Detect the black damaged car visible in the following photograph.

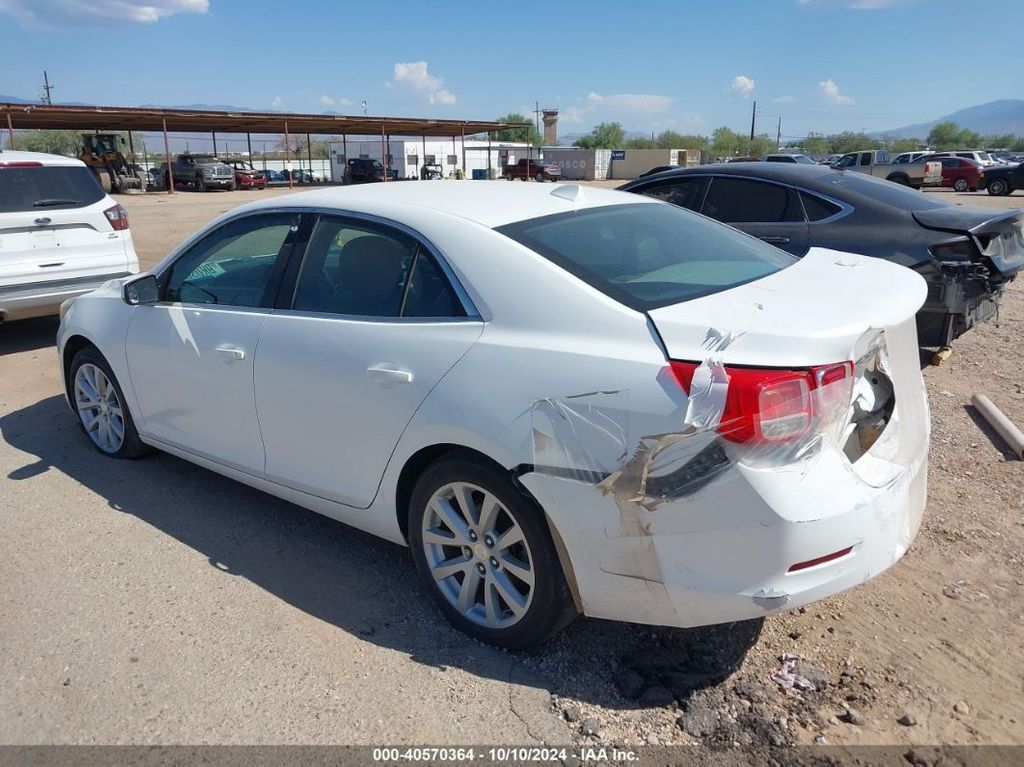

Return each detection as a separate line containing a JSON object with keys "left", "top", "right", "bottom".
{"left": 620, "top": 163, "right": 1024, "bottom": 347}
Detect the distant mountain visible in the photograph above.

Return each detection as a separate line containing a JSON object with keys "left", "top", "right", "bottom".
{"left": 881, "top": 100, "right": 1024, "bottom": 138}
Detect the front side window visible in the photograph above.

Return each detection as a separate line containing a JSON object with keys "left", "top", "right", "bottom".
{"left": 291, "top": 216, "right": 464, "bottom": 318}
{"left": 836, "top": 154, "right": 857, "bottom": 168}
{"left": 496, "top": 202, "right": 795, "bottom": 311}
{"left": 164, "top": 213, "right": 295, "bottom": 307}
{"left": 702, "top": 177, "right": 803, "bottom": 223}
{"left": 635, "top": 177, "right": 706, "bottom": 211}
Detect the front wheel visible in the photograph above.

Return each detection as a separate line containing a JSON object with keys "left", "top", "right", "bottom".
{"left": 70, "top": 347, "right": 149, "bottom": 459}
{"left": 408, "top": 454, "right": 577, "bottom": 649}
{"left": 953, "top": 178, "right": 969, "bottom": 192}
{"left": 194, "top": 175, "right": 205, "bottom": 192}
{"left": 535, "top": 172, "right": 544, "bottom": 182}
{"left": 504, "top": 173, "right": 513, "bottom": 181}
{"left": 988, "top": 178, "right": 1010, "bottom": 196}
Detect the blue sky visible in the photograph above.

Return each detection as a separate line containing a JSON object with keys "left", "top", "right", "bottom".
{"left": 1, "top": 0, "right": 1022, "bottom": 139}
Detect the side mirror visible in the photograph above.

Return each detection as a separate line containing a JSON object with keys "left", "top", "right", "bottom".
{"left": 123, "top": 274, "right": 159, "bottom": 306}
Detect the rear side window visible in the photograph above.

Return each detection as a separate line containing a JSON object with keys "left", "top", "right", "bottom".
{"left": 800, "top": 192, "right": 842, "bottom": 221}
{"left": 0, "top": 165, "right": 105, "bottom": 213}
{"left": 634, "top": 177, "right": 706, "bottom": 211}
{"left": 702, "top": 177, "right": 803, "bottom": 223}
{"left": 825, "top": 171, "right": 950, "bottom": 211}
{"left": 291, "top": 216, "right": 464, "bottom": 318}
{"left": 496, "top": 203, "right": 795, "bottom": 311}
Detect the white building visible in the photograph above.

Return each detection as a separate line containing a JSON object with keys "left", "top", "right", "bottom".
{"left": 327, "top": 137, "right": 535, "bottom": 181}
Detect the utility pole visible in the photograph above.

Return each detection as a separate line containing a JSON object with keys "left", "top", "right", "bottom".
{"left": 533, "top": 101, "right": 541, "bottom": 146}
{"left": 776, "top": 116, "right": 782, "bottom": 151}
{"left": 749, "top": 100, "right": 757, "bottom": 142}
{"left": 41, "top": 70, "right": 54, "bottom": 104}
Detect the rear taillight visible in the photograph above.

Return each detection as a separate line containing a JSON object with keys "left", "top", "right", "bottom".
{"left": 0, "top": 161, "right": 44, "bottom": 167}
{"left": 669, "top": 360, "right": 853, "bottom": 445}
{"left": 104, "top": 203, "right": 129, "bottom": 231}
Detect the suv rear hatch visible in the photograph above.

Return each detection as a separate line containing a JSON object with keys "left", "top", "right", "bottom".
{"left": 0, "top": 163, "right": 134, "bottom": 289}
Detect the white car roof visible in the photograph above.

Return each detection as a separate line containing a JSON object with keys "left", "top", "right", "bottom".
{"left": 240, "top": 181, "right": 657, "bottom": 228}
{"left": 0, "top": 149, "right": 85, "bottom": 167}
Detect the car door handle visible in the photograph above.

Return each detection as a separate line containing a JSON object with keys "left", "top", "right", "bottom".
{"left": 366, "top": 365, "right": 414, "bottom": 384}
{"left": 34, "top": 217, "right": 52, "bottom": 226}
{"left": 215, "top": 345, "right": 246, "bottom": 361}
{"left": 759, "top": 236, "right": 791, "bottom": 244}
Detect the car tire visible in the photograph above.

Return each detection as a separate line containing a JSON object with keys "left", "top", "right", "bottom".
{"left": 228, "top": 181, "right": 237, "bottom": 192}
{"left": 988, "top": 179, "right": 1010, "bottom": 196}
{"left": 535, "top": 172, "right": 544, "bottom": 183}
{"left": 69, "top": 347, "right": 149, "bottom": 460}
{"left": 194, "top": 175, "right": 205, "bottom": 192}
{"left": 953, "top": 178, "right": 969, "bottom": 192}
{"left": 504, "top": 173, "right": 513, "bottom": 181}
{"left": 887, "top": 174, "right": 910, "bottom": 186}
{"left": 408, "top": 452, "right": 577, "bottom": 649}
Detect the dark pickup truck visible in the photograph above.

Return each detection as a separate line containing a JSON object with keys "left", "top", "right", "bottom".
{"left": 345, "top": 158, "right": 399, "bottom": 184}
{"left": 503, "top": 158, "right": 561, "bottom": 182}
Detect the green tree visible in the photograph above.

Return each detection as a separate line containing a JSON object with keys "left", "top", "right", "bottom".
{"left": 884, "top": 137, "right": 925, "bottom": 153}
{"left": 927, "top": 121, "right": 981, "bottom": 150}
{"left": 494, "top": 113, "right": 541, "bottom": 145}
{"left": 654, "top": 130, "right": 707, "bottom": 149}
{"left": 574, "top": 122, "right": 626, "bottom": 149}
{"left": 827, "top": 131, "right": 881, "bottom": 154}
{"left": 14, "top": 129, "right": 81, "bottom": 156}
{"left": 624, "top": 136, "right": 656, "bottom": 149}
{"left": 798, "top": 132, "right": 829, "bottom": 157}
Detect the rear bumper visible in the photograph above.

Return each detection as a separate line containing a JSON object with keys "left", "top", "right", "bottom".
{"left": 522, "top": 442, "right": 927, "bottom": 628}
{"left": 0, "top": 272, "right": 132, "bottom": 322}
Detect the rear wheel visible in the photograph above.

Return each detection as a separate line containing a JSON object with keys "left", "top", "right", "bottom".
{"left": 988, "top": 178, "right": 1010, "bottom": 196}
{"left": 408, "top": 454, "right": 577, "bottom": 649}
{"left": 953, "top": 178, "right": 969, "bottom": 192}
{"left": 70, "top": 347, "right": 149, "bottom": 459}
{"left": 887, "top": 174, "right": 910, "bottom": 186}
{"left": 535, "top": 172, "right": 544, "bottom": 182}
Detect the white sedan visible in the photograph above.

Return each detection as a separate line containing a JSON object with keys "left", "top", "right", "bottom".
{"left": 57, "top": 182, "right": 930, "bottom": 648}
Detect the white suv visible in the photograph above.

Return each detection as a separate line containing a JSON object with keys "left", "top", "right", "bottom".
{"left": 0, "top": 150, "right": 140, "bottom": 324}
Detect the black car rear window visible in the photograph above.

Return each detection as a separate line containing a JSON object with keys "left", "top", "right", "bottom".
{"left": 496, "top": 203, "right": 795, "bottom": 311}
{"left": 826, "top": 171, "right": 950, "bottom": 211}
{"left": 0, "top": 165, "right": 105, "bottom": 213}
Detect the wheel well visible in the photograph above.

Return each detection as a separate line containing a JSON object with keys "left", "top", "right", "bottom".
{"left": 62, "top": 335, "right": 97, "bottom": 398}
{"left": 886, "top": 172, "right": 909, "bottom": 184}
{"left": 394, "top": 443, "right": 510, "bottom": 542}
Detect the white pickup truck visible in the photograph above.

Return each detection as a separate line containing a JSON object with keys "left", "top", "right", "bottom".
{"left": 834, "top": 149, "right": 942, "bottom": 189}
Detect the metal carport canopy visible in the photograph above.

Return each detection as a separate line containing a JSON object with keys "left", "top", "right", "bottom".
{"left": 0, "top": 102, "right": 527, "bottom": 137}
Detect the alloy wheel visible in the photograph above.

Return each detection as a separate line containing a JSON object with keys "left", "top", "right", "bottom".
{"left": 421, "top": 481, "right": 535, "bottom": 629}
{"left": 74, "top": 363, "right": 126, "bottom": 454}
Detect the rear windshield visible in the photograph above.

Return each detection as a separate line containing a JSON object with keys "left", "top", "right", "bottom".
{"left": 496, "top": 202, "right": 796, "bottom": 310}
{"left": 823, "top": 171, "right": 950, "bottom": 211}
{"left": 0, "top": 165, "right": 105, "bottom": 213}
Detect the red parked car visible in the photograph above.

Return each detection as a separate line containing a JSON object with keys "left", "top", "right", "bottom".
{"left": 921, "top": 155, "right": 985, "bottom": 192}
{"left": 224, "top": 160, "right": 267, "bottom": 190}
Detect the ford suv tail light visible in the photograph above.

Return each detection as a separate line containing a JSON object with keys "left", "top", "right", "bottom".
{"left": 103, "top": 203, "right": 129, "bottom": 231}
{"left": 669, "top": 360, "right": 853, "bottom": 444}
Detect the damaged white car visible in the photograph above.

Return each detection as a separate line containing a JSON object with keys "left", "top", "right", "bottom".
{"left": 57, "top": 182, "right": 930, "bottom": 649}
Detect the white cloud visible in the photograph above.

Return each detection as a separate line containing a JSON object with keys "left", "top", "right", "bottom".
{"left": 0, "top": 0, "right": 208, "bottom": 26}
{"left": 728, "top": 75, "right": 756, "bottom": 98}
{"left": 319, "top": 95, "right": 334, "bottom": 107}
{"left": 339, "top": 98, "right": 353, "bottom": 106}
{"left": 819, "top": 78, "right": 854, "bottom": 105}
{"left": 798, "top": 0, "right": 933, "bottom": 9}
{"left": 271, "top": 96, "right": 282, "bottom": 108}
{"left": 391, "top": 61, "right": 456, "bottom": 105}
{"left": 773, "top": 95, "right": 795, "bottom": 104}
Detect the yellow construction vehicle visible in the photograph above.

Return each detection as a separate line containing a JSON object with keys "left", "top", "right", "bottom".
{"left": 79, "top": 133, "right": 147, "bottom": 193}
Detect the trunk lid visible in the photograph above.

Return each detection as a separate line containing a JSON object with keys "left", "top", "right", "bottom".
{"left": 647, "top": 247, "right": 927, "bottom": 368}
{"left": 913, "top": 207, "right": 1024, "bottom": 276}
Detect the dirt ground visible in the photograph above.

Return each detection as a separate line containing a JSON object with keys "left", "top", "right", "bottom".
{"left": 1, "top": 182, "right": 1022, "bottom": 749}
